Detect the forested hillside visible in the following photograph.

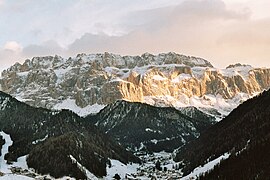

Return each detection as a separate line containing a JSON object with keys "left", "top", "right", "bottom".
{"left": 175, "top": 89, "right": 270, "bottom": 179}
{"left": 0, "top": 91, "right": 139, "bottom": 179}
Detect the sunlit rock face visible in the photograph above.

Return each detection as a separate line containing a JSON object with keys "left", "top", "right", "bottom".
{"left": 1, "top": 52, "right": 270, "bottom": 116}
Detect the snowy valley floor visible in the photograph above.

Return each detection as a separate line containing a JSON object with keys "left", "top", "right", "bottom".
{"left": 0, "top": 131, "right": 229, "bottom": 179}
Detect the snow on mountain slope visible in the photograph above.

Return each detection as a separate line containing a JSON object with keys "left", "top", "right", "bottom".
{"left": 181, "top": 153, "right": 230, "bottom": 179}
{"left": 1, "top": 52, "right": 270, "bottom": 117}
{"left": 53, "top": 99, "right": 105, "bottom": 116}
{"left": 0, "top": 131, "right": 13, "bottom": 174}
{"left": 174, "top": 89, "right": 270, "bottom": 178}
{"left": 105, "top": 159, "right": 139, "bottom": 180}
{"left": 0, "top": 91, "right": 140, "bottom": 179}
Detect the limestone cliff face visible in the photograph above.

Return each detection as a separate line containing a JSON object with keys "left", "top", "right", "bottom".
{"left": 0, "top": 52, "right": 270, "bottom": 115}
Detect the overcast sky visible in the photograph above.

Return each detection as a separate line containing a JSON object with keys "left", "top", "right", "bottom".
{"left": 0, "top": 0, "right": 270, "bottom": 71}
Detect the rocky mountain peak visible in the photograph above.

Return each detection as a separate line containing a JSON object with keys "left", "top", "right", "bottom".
{"left": 2, "top": 52, "right": 213, "bottom": 75}
{"left": 226, "top": 63, "right": 252, "bottom": 69}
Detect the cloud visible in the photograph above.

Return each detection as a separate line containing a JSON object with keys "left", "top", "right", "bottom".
{"left": 0, "top": 50, "right": 23, "bottom": 73}
{"left": 1, "top": 0, "right": 270, "bottom": 71}
{"left": 65, "top": 0, "right": 270, "bottom": 68}
{"left": 172, "top": 0, "right": 250, "bottom": 20}
{"left": 3, "top": 41, "right": 22, "bottom": 52}
{"left": 0, "top": 40, "right": 64, "bottom": 72}
{"left": 22, "top": 40, "right": 65, "bottom": 57}
{"left": 0, "top": 41, "right": 22, "bottom": 72}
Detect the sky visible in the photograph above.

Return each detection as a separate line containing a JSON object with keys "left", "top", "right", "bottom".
{"left": 0, "top": 0, "right": 270, "bottom": 71}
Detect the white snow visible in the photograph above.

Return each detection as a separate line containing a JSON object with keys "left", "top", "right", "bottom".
{"left": 0, "top": 131, "right": 13, "bottom": 173}
{"left": 150, "top": 139, "right": 158, "bottom": 144}
{"left": 171, "top": 74, "right": 192, "bottom": 83}
{"left": 17, "top": 71, "right": 30, "bottom": 77}
{"left": 105, "top": 159, "right": 139, "bottom": 180}
{"left": 0, "top": 132, "right": 32, "bottom": 177}
{"left": 0, "top": 132, "right": 81, "bottom": 179}
{"left": 236, "top": 139, "right": 250, "bottom": 156}
{"left": 53, "top": 99, "right": 105, "bottom": 117}
{"left": 69, "top": 155, "right": 98, "bottom": 180}
{"left": 0, "top": 132, "right": 33, "bottom": 179}
{"left": 3, "top": 52, "right": 263, "bottom": 120}
{"left": 110, "top": 77, "right": 130, "bottom": 83}
{"left": 145, "top": 128, "right": 154, "bottom": 132}
{"left": 54, "top": 67, "right": 72, "bottom": 84}
{"left": 0, "top": 174, "right": 34, "bottom": 180}
{"left": 221, "top": 65, "right": 253, "bottom": 81}
{"left": 104, "top": 67, "right": 120, "bottom": 75}
{"left": 32, "top": 134, "right": 48, "bottom": 145}
{"left": 191, "top": 67, "right": 207, "bottom": 78}
{"left": 182, "top": 153, "right": 230, "bottom": 179}
{"left": 143, "top": 93, "right": 254, "bottom": 120}
{"left": 0, "top": 97, "right": 9, "bottom": 110}
{"left": 12, "top": 155, "right": 28, "bottom": 170}
{"left": 81, "top": 54, "right": 97, "bottom": 62}
{"left": 152, "top": 75, "right": 167, "bottom": 81}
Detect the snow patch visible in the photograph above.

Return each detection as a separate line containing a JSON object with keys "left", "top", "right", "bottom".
{"left": 0, "top": 174, "right": 34, "bottom": 180}
{"left": 172, "top": 74, "right": 192, "bottom": 83}
{"left": 32, "top": 135, "right": 48, "bottom": 145}
{"left": 221, "top": 65, "right": 253, "bottom": 81}
{"left": 105, "top": 159, "right": 139, "bottom": 180}
{"left": 0, "top": 97, "right": 9, "bottom": 110}
{"left": 17, "top": 71, "right": 30, "bottom": 77}
{"left": 0, "top": 131, "right": 13, "bottom": 173}
{"left": 54, "top": 99, "right": 105, "bottom": 117}
{"left": 152, "top": 75, "right": 167, "bottom": 81}
{"left": 150, "top": 139, "right": 158, "bottom": 144}
{"left": 69, "top": 155, "right": 98, "bottom": 180}
{"left": 144, "top": 93, "right": 255, "bottom": 120}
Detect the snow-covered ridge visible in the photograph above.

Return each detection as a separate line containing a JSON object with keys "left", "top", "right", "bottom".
{"left": 2, "top": 52, "right": 212, "bottom": 75}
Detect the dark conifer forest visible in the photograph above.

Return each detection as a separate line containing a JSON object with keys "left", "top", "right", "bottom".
{"left": 87, "top": 100, "right": 215, "bottom": 152}
{"left": 175, "top": 89, "right": 270, "bottom": 179}
{"left": 0, "top": 91, "right": 139, "bottom": 179}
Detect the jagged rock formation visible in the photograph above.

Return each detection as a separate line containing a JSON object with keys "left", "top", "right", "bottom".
{"left": 87, "top": 100, "right": 215, "bottom": 152}
{"left": 1, "top": 52, "right": 270, "bottom": 116}
{"left": 174, "top": 89, "right": 270, "bottom": 179}
{"left": 0, "top": 91, "right": 139, "bottom": 179}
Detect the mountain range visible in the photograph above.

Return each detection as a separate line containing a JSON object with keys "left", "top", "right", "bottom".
{"left": 1, "top": 52, "right": 270, "bottom": 117}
